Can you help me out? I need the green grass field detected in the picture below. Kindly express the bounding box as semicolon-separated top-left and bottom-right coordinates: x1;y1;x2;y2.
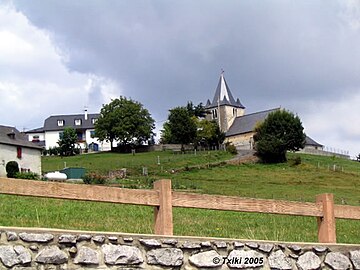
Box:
1;151;360;243
42;150;232;176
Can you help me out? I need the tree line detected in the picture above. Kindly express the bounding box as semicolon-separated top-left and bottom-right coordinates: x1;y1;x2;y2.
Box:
160;101;225;151
57;96;307;164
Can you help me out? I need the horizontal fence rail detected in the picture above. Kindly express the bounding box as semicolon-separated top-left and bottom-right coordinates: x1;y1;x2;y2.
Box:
172;192;323;217
0;177;159;206
1;177;360;243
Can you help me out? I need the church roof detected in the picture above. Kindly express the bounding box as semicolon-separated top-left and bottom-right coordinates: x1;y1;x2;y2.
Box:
205;73;245;109
226;108;322;148
305;136;323;147
226;108;279;136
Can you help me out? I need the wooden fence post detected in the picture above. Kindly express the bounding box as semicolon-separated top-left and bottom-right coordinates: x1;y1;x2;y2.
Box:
316;193;336;243
154;179;173;235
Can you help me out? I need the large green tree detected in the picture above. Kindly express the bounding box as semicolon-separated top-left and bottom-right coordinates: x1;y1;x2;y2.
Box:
186;101;207;118
58;127;78;156
95;97;155;151
161;106;197;151
254;110;306;163
196;118;225;149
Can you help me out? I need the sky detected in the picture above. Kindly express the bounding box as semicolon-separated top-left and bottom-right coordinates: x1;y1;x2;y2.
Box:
1;0;360;158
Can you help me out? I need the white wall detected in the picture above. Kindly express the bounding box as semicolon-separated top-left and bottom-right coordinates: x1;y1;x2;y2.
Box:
0;144;42;177
27;132;45;142
42;129;113;151
85;129;112;151
44;131;61;149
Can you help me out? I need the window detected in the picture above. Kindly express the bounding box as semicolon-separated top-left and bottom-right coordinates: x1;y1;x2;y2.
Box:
75;119;82;126
91;118;97;124
212;109;218;119
77;132;83;141
59;132;64;139
90;130;96;138
17;147;22;159
57;120;64;126
32;135;40;142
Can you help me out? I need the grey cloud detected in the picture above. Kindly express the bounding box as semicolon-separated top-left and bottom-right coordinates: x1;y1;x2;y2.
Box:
8;0;360;155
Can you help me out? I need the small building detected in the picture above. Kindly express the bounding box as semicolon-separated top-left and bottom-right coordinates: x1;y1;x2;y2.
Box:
0;125;42;177
26;110;112;151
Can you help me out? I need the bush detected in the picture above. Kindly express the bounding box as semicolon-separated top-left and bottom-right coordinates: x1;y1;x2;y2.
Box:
74;148;81;155
15;172;39;180
226;143;238;155
288;156;302;166
48;147;60;156
82;173;107;185
6;161;19;178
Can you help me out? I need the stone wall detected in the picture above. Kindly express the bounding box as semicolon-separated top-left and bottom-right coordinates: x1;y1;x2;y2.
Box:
0;227;359;269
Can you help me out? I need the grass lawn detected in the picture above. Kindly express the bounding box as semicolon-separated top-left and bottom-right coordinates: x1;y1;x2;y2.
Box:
42;150;232;177
1;151;360;244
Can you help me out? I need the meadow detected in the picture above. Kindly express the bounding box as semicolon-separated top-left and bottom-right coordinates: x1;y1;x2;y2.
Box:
1;151;359;244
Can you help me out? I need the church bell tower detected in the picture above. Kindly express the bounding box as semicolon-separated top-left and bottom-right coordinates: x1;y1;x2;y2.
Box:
205;72;245;132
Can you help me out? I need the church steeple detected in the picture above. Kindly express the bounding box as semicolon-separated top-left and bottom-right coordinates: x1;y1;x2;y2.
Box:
205;71;246;132
208;72;245;109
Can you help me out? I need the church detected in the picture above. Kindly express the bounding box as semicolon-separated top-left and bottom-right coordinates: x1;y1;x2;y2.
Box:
204;72;323;151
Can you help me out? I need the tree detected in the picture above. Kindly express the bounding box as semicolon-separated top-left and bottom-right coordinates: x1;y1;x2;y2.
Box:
58;127;78;156
162;106;197;151
253;110;306;163
186;101;207;118
95;96;155;151
195;119;225;149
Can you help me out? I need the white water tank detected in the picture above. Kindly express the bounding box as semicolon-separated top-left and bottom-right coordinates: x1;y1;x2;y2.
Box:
44;171;67;181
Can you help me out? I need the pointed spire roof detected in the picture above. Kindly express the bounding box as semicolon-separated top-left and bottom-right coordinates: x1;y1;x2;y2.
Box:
206;72;245;109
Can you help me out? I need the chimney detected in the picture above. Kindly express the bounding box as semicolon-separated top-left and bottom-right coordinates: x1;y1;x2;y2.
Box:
84;108;88;120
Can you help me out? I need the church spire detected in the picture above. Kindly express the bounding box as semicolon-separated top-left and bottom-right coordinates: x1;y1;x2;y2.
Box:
207;71;245;109
204;70;246;132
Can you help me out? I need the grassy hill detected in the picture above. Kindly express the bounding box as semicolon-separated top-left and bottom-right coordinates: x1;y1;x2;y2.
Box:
1;151;359;243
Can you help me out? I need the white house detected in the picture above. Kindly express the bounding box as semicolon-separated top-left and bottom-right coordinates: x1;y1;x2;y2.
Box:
26;110;112;151
0;125;42;177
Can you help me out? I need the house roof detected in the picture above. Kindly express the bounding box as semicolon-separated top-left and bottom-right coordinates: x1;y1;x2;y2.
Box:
226;108;280;136
205;73;245;109
32;113;100;132
26;127;44;133
0;125;43;149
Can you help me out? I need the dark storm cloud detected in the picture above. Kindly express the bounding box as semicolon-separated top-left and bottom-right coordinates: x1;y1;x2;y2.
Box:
9;0;360;155
13;1;360;114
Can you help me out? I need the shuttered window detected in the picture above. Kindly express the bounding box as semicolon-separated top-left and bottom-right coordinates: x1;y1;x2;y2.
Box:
17;147;22;159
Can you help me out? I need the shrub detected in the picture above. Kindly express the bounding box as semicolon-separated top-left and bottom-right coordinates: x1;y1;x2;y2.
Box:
288;156;302;166
42;149;48;156
15;172;39;180
48;147;60;156
82;173;107;185
226;143;238;155
6;161;19;178
74;148;81;155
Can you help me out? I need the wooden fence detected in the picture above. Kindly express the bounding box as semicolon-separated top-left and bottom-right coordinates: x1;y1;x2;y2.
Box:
1;177;359;243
